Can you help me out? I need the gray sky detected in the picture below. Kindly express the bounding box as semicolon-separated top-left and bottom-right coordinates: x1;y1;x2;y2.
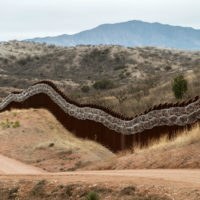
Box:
0;0;200;41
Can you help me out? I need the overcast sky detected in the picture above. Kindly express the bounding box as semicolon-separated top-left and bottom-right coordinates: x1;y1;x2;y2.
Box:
0;0;199;41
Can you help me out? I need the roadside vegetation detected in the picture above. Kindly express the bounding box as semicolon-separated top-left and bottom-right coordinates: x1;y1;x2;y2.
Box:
0;119;20;129
0;180;170;200
86;191;99;200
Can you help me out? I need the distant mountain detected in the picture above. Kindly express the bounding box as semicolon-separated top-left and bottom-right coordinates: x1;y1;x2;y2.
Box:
26;20;200;50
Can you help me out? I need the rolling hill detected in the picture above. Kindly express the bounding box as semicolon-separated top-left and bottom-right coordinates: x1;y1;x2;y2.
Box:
0;41;200;116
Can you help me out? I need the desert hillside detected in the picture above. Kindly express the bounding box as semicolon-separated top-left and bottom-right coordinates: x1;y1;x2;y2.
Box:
86;125;200;170
0;108;199;200
0;108;114;172
0;41;200;116
0;108;199;172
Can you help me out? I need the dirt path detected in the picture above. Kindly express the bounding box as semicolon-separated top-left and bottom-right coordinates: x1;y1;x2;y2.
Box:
0;154;200;200
0;154;45;174
1;170;200;186
0;154;200;187
58;169;200;187
1;170;200;200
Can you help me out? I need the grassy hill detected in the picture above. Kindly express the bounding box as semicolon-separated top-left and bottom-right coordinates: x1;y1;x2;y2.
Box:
0;41;200;116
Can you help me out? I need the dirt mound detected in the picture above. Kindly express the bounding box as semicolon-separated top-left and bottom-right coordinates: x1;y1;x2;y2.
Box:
0;108;114;172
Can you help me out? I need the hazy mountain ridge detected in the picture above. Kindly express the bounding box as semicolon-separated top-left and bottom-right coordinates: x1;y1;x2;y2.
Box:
26;20;200;50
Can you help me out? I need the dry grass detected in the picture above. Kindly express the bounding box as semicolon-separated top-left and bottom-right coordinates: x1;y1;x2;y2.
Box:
134;124;200;153
86;124;200;170
0;179;171;200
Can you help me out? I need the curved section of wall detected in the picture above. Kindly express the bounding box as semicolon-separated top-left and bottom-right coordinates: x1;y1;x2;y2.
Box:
0;82;200;152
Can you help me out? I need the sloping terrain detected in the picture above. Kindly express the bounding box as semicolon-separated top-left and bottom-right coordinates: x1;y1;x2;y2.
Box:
1;81;200;152
86;125;200;170
0;154;45;174
0;108;114;172
0;107;199;172
0;109;199;199
0;41;200;116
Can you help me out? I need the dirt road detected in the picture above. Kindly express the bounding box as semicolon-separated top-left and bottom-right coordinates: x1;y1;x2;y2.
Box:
0;154;45;174
0;154;200;187
59;169;200;187
0;154;200;199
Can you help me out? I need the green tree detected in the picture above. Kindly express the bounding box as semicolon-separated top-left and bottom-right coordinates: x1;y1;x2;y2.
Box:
86;191;99;200
172;75;188;99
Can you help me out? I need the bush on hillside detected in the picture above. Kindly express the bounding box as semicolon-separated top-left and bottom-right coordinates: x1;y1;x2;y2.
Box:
81;85;90;93
93;79;114;90
172;75;188;99
86;191;99;200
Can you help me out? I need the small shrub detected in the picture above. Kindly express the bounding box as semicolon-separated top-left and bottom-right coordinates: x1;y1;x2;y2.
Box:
49;44;56;48
48;143;54;147
61;185;73;197
93;79;114;90
120;186;136;196
0;119;20;129
125;72;131;77
164;65;172;71
17;58;28;66
12;112;17;117
8;187;19;199
86;191;99;200
172;75;188;99
114;65;126;70
119;73;126;79
13;121;20;128
81;85;90;93
30;180;46;197
0;119;11;128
